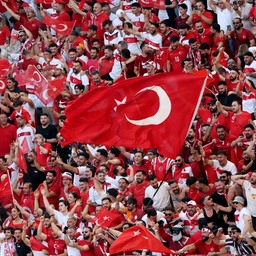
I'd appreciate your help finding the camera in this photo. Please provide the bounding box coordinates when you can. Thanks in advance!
[158,220,164,228]
[194,5,198,10]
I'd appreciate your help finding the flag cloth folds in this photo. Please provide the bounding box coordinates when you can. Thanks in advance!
[61,73,206,158]
[138,0,165,9]
[0,176,12,198]
[42,15,76,36]
[17,146,28,174]
[109,225,171,254]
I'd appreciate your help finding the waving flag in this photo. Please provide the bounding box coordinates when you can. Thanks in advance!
[61,73,206,158]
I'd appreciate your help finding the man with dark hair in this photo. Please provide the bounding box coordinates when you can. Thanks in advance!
[129,170,149,209]
[145,175,170,211]
[103,19,123,46]
[187,0,213,29]
[14,228,31,256]
[167,36,189,72]
[225,226,256,254]
[205,150,237,175]
[57,152,89,188]
[172,153,193,188]
[159,20,179,48]
[217,99,252,137]
[36,113,58,150]
[99,45,114,77]
[0,227,16,256]
[66,60,89,94]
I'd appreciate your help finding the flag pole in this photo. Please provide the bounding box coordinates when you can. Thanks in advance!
[6,169,15,207]
[138,165,175,220]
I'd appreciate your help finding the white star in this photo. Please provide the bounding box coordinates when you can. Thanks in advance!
[133,230,141,237]
[114,97,127,112]
[103,216,110,221]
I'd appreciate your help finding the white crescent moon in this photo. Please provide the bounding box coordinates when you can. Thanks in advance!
[42,89,49,100]
[32,71,42,83]
[141,0,150,4]
[57,24,68,32]
[0,80,5,90]
[125,86,171,126]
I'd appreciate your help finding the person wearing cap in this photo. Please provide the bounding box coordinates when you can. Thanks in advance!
[175,227,226,254]
[243,51,256,86]
[158,224,190,251]
[2,2,42,38]
[143,61,156,76]
[59,172,80,201]
[225,225,256,254]
[167,36,189,72]
[16,114,35,154]
[179,200,203,235]
[232,195,253,237]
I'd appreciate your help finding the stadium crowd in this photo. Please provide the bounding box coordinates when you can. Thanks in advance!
[2,0,256,254]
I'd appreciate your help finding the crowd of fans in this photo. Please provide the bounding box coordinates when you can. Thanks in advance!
[1,0,256,254]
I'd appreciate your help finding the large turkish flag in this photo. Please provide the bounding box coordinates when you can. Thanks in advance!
[61,73,206,158]
[109,225,171,254]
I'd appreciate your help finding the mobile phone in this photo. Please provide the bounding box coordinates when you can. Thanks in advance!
[194,5,198,10]
[227,25,231,30]
[233,1,237,5]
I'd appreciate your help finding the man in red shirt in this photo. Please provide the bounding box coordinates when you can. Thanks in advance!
[159,20,179,48]
[194,20,212,46]
[12,178,34,215]
[2,2,42,38]
[34,134,52,166]
[167,36,189,72]
[37,170,60,209]
[128,170,149,209]
[176,227,225,254]
[187,0,213,29]
[228,18,255,51]
[99,45,114,77]
[59,172,80,200]
[0,113,16,156]
[217,99,251,137]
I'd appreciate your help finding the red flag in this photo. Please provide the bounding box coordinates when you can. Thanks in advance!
[61,73,206,158]
[0,59,12,78]
[42,15,76,36]
[109,225,171,254]
[138,0,165,9]
[21,138,30,155]
[17,146,28,174]
[0,78,7,93]
[24,65,52,105]
[90,207,125,228]
[0,176,12,198]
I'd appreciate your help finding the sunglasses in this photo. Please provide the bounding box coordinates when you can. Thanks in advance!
[175,159,182,162]
[233,22,240,24]
[220,176,227,179]
[227,62,235,64]
[165,213,172,216]
[233,202,239,204]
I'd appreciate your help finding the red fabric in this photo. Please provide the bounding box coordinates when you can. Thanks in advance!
[0,25,10,45]
[43,15,76,36]
[0,59,11,78]
[138,0,165,9]
[109,225,171,254]
[35,143,52,166]
[0,124,17,156]
[0,77,7,93]
[0,176,12,199]
[17,146,28,174]
[167,45,189,72]
[38,182,60,209]
[90,207,125,228]
[61,73,206,159]
[129,181,150,209]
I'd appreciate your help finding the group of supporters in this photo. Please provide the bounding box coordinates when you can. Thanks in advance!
[2,0,256,254]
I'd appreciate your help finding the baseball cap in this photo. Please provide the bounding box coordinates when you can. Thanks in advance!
[233,196,245,205]
[187,200,197,206]
[62,172,72,180]
[55,64,64,70]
